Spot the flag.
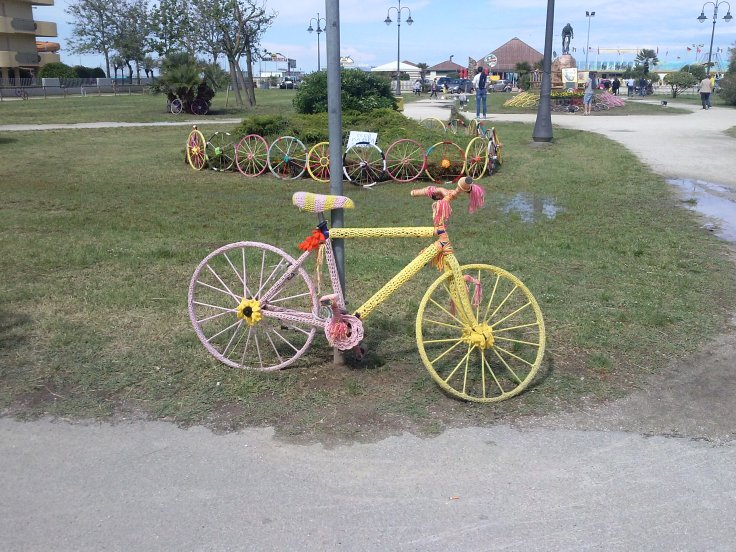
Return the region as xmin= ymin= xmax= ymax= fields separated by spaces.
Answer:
xmin=686 ymin=47 xmax=692 ymax=51
xmin=697 ymin=46 xmax=702 ymax=53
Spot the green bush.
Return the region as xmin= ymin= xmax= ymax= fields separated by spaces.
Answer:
xmin=663 ymin=71 xmax=698 ymax=98
xmin=680 ymin=64 xmax=706 ymax=82
xmin=38 ymin=62 xmax=76 ymax=79
xmin=717 ymin=74 xmax=736 ymax=105
xmin=293 ymin=69 xmax=397 ymax=114
xmin=72 ymin=65 xmax=106 ymax=79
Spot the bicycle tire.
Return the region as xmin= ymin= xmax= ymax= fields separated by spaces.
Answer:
xmin=268 ymin=136 xmax=307 ymax=180
xmin=188 ymin=241 xmax=319 ymax=371
xmin=416 ymin=263 xmax=545 ymax=402
xmin=385 ymin=139 xmax=426 ymax=183
xmin=343 ymin=141 xmax=386 ymax=187
xmin=235 ymin=134 xmax=269 ymax=177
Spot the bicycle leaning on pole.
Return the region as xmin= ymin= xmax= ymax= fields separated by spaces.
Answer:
xmin=188 ymin=177 xmax=545 ymax=403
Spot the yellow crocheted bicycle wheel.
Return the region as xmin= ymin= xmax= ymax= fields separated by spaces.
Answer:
xmin=186 ymin=128 xmax=207 ymax=170
xmin=416 ymin=264 xmax=545 ymax=403
xmin=464 ymin=137 xmax=489 ymax=179
xmin=307 ymin=141 xmax=330 ymax=183
xmin=420 ymin=117 xmax=446 ymax=134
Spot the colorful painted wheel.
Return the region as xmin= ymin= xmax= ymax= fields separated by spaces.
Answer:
xmin=206 ymin=131 xmax=235 ymax=172
xmin=307 ymin=141 xmax=331 ymax=183
xmin=425 ymin=141 xmax=465 ymax=183
xmin=420 ymin=117 xmax=446 ymax=134
xmin=490 ymin=127 xmax=503 ymax=167
xmin=186 ymin=126 xmax=207 ymax=170
xmin=385 ymin=139 xmax=426 ymax=183
xmin=170 ymin=98 xmax=183 ymax=114
xmin=191 ymin=98 xmax=209 ymax=115
xmin=467 ymin=119 xmax=479 ymax=137
xmin=188 ymin=241 xmax=319 ymax=371
xmin=464 ymin=137 xmax=489 ymax=180
xmin=416 ymin=264 xmax=545 ymax=402
xmin=343 ymin=142 xmax=386 ymax=187
xmin=267 ymin=136 xmax=307 ymax=180
xmin=235 ymin=134 xmax=269 ymax=177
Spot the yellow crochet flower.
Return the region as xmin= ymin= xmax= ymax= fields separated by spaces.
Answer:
xmin=236 ymin=298 xmax=262 ymax=326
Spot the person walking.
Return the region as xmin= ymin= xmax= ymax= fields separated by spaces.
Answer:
xmin=699 ymin=75 xmax=713 ymax=110
xmin=583 ymin=71 xmax=596 ymax=115
xmin=611 ymin=77 xmax=620 ymax=95
xmin=472 ymin=67 xmax=488 ymax=119
xmin=429 ymin=79 xmax=438 ymax=99
xmin=626 ymin=77 xmax=635 ymax=97
xmin=638 ymin=76 xmax=646 ymax=97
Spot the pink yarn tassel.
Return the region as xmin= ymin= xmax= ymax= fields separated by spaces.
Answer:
xmin=468 ymin=184 xmax=485 ymax=214
xmin=464 ymin=275 xmax=483 ymax=308
xmin=433 ymin=200 xmax=452 ymax=225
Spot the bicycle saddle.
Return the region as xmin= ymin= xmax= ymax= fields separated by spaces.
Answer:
xmin=292 ymin=192 xmax=355 ymax=213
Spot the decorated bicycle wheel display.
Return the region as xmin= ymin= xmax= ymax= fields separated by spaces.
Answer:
xmin=463 ymin=137 xmax=489 ymax=179
xmin=268 ymin=136 xmax=308 ymax=180
xmin=343 ymin=142 xmax=386 ymax=187
xmin=416 ymin=264 xmax=545 ymax=403
xmin=490 ymin=127 xmax=503 ymax=169
xmin=467 ymin=119 xmax=479 ymax=137
xmin=235 ymin=134 xmax=269 ymax=177
xmin=384 ymin=139 xmax=426 ymax=183
xmin=420 ymin=117 xmax=446 ymax=134
xmin=188 ymin=241 xmax=319 ymax=371
xmin=424 ymin=141 xmax=465 ymax=183
xmin=205 ymin=131 xmax=235 ymax=172
xmin=170 ymin=98 xmax=183 ymax=114
xmin=306 ymin=141 xmax=331 ymax=183
xmin=191 ymin=98 xmax=209 ymax=115
xmin=186 ymin=126 xmax=207 ymax=170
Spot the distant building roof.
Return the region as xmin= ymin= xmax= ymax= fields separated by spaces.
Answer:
xmin=478 ymin=38 xmax=544 ymax=72
xmin=428 ymin=59 xmax=464 ymax=72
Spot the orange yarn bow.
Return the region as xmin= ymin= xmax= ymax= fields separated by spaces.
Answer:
xmin=298 ymin=229 xmax=325 ymax=251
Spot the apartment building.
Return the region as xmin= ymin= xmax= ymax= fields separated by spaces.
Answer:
xmin=0 ymin=0 xmax=58 ymax=82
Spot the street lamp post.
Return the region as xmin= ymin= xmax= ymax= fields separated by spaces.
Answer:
xmin=307 ymin=13 xmax=326 ymax=71
xmin=698 ymin=1 xmax=733 ymax=76
xmin=384 ymin=1 xmax=413 ymax=96
xmin=585 ymin=10 xmax=595 ymax=70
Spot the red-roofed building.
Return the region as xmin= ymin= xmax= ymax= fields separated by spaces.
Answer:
xmin=476 ymin=37 xmax=544 ymax=79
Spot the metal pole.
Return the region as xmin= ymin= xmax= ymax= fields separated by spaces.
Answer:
xmin=707 ymin=4 xmax=718 ymax=75
xmin=585 ymin=15 xmax=592 ymax=69
xmin=532 ymin=0 xmax=555 ymax=142
xmin=396 ymin=2 xmax=401 ymax=96
xmin=318 ymin=26 xmax=321 ymax=71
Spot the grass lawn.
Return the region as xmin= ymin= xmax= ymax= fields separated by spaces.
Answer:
xmin=1 ymin=95 xmax=735 ymax=443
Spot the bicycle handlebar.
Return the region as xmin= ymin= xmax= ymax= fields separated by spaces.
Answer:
xmin=410 ymin=176 xmax=485 ymax=224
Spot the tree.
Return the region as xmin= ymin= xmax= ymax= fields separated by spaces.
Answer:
xmin=635 ymin=49 xmax=659 ymax=74
xmin=515 ymin=61 xmax=533 ymax=90
xmin=663 ymin=71 xmax=698 ymax=98
xmin=149 ymin=0 xmax=192 ymax=58
xmin=111 ymin=0 xmax=151 ymax=83
xmin=65 ymin=0 xmax=117 ymax=77
xmin=196 ymin=0 xmax=276 ymax=108
xmin=680 ymin=64 xmax=706 ymax=82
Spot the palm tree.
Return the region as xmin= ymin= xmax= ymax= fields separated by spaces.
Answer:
xmin=635 ymin=49 xmax=659 ymax=74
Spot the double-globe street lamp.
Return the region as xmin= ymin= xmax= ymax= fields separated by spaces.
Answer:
xmin=384 ymin=1 xmax=413 ymax=96
xmin=307 ymin=13 xmax=326 ymax=71
xmin=697 ymin=1 xmax=732 ymax=76
xmin=585 ymin=10 xmax=595 ymax=70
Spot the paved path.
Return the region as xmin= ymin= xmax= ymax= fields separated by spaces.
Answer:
xmin=3 ymin=99 xmax=736 ymax=551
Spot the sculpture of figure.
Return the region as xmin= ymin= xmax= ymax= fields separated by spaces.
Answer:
xmin=562 ymin=23 xmax=574 ymax=55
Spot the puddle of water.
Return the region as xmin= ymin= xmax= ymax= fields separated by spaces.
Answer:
xmin=500 ymin=193 xmax=562 ymax=222
xmin=667 ymin=178 xmax=736 ymax=243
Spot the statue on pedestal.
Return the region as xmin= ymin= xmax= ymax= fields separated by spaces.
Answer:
xmin=562 ymin=23 xmax=574 ymax=55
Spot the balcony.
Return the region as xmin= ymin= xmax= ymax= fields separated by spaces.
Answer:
xmin=35 ymin=20 xmax=57 ymax=37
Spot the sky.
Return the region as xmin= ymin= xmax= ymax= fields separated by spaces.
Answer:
xmin=39 ymin=0 xmax=736 ymax=74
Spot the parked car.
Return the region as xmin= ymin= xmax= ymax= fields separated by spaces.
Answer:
xmin=279 ymin=78 xmax=297 ymax=89
xmin=447 ymin=78 xmax=474 ymax=94
xmin=490 ymin=79 xmax=513 ymax=92
xmin=435 ymin=76 xmax=452 ymax=90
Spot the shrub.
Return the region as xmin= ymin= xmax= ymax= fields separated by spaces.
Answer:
xmin=680 ymin=64 xmax=706 ymax=82
xmin=717 ymin=74 xmax=736 ymax=105
xmin=38 ymin=62 xmax=76 ymax=79
xmin=293 ymin=69 xmax=397 ymax=114
xmin=663 ymin=71 xmax=698 ymax=98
